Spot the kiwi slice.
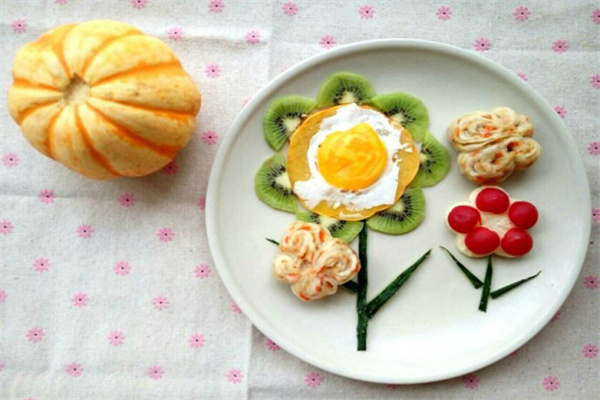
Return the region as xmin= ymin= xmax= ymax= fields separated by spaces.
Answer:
xmin=366 ymin=188 xmax=426 ymax=235
xmin=296 ymin=210 xmax=364 ymax=243
xmin=254 ymin=152 xmax=297 ymax=213
xmin=368 ymin=93 xmax=429 ymax=141
xmin=263 ymin=96 xmax=316 ymax=151
xmin=315 ymin=72 xmax=376 ymax=107
xmin=410 ymin=132 xmax=451 ymax=188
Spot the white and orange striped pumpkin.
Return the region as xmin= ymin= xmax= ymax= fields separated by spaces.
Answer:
xmin=7 ymin=20 xmax=201 ymax=179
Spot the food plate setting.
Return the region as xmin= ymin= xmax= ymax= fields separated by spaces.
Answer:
xmin=207 ymin=39 xmax=591 ymax=384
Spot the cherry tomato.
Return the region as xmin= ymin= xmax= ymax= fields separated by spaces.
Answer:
xmin=464 ymin=227 xmax=500 ymax=255
xmin=501 ymin=228 xmax=533 ymax=256
xmin=448 ymin=205 xmax=481 ymax=233
xmin=508 ymin=201 xmax=538 ymax=229
xmin=475 ymin=187 xmax=510 ymax=214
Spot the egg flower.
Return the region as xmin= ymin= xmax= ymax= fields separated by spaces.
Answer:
xmin=446 ymin=186 xmax=539 ymax=258
xmin=273 ymin=222 xmax=360 ymax=301
xmin=448 ymin=107 xmax=541 ymax=185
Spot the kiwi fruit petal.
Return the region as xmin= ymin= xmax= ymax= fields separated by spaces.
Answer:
xmin=410 ymin=132 xmax=451 ymax=188
xmin=296 ymin=210 xmax=364 ymax=243
xmin=315 ymin=72 xmax=376 ymax=107
xmin=263 ymin=96 xmax=316 ymax=151
xmin=366 ymin=188 xmax=426 ymax=235
xmin=368 ymin=92 xmax=429 ymax=141
xmin=254 ymin=152 xmax=297 ymax=213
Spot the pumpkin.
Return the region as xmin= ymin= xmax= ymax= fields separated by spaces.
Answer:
xmin=7 ymin=20 xmax=201 ymax=179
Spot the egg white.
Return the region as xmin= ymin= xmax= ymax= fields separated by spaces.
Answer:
xmin=292 ymin=103 xmax=413 ymax=217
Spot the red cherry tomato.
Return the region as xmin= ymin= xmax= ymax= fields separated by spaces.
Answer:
xmin=475 ymin=187 xmax=510 ymax=214
xmin=508 ymin=201 xmax=538 ymax=229
xmin=448 ymin=205 xmax=481 ymax=233
xmin=501 ymin=228 xmax=533 ymax=256
xmin=464 ymin=227 xmax=500 ymax=255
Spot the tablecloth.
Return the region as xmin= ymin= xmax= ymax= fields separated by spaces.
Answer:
xmin=0 ymin=0 xmax=598 ymax=399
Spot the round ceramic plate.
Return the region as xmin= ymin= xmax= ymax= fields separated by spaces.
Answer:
xmin=206 ymin=39 xmax=590 ymax=384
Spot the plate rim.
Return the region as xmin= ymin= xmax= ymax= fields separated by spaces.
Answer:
xmin=206 ymin=38 xmax=591 ymax=384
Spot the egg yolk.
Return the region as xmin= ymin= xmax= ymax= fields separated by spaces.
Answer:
xmin=317 ymin=123 xmax=388 ymax=190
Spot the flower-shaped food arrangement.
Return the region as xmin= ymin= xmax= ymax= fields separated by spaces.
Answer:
xmin=448 ymin=107 xmax=541 ymax=185
xmin=273 ymin=222 xmax=360 ymax=301
xmin=446 ymin=186 xmax=539 ymax=258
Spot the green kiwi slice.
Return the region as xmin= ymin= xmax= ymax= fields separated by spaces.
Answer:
xmin=366 ymin=188 xmax=426 ymax=235
xmin=254 ymin=152 xmax=297 ymax=213
xmin=263 ymin=96 xmax=316 ymax=151
xmin=410 ymin=132 xmax=451 ymax=188
xmin=368 ymin=93 xmax=429 ymax=141
xmin=315 ymin=72 xmax=376 ymax=107
xmin=296 ymin=210 xmax=364 ymax=243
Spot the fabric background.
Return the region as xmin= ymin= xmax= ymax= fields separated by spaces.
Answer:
xmin=0 ymin=0 xmax=598 ymax=399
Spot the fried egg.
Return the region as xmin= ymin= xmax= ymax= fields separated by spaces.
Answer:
xmin=287 ymin=103 xmax=419 ymax=221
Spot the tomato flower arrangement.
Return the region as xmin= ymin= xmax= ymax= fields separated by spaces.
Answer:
xmin=446 ymin=186 xmax=538 ymax=258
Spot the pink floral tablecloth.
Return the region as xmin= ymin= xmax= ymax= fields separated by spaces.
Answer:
xmin=1 ymin=1 xmax=598 ymax=399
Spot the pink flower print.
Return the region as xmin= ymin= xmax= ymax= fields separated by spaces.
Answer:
xmin=147 ymin=365 xmax=164 ymax=380
xmin=131 ymin=0 xmax=147 ymax=9
xmin=591 ymin=74 xmax=600 ymax=89
xmin=162 ymin=161 xmax=178 ymax=175
xmin=266 ymin=338 xmax=280 ymax=351
xmin=152 ymin=295 xmax=169 ymax=310
xmin=194 ymin=263 xmax=211 ymax=279
xmin=517 ymin=72 xmax=528 ymax=81
xmin=33 ymin=257 xmax=50 ymax=273
xmin=245 ymin=30 xmax=261 ymax=44
xmin=592 ymin=208 xmax=600 ymax=222
xmin=198 ymin=196 xmax=206 ymax=210
xmin=243 ymin=96 xmax=252 ymax=106
xmin=474 ymin=38 xmax=491 ymax=52
xmin=77 ymin=224 xmax=93 ymax=238
xmin=0 ymin=361 xmax=3 ymax=371
xmin=157 ymin=227 xmax=174 ymax=242
xmin=71 ymin=292 xmax=88 ymax=307
xmin=552 ymin=40 xmax=568 ymax=54
xmin=108 ymin=330 xmax=125 ymax=346
xmin=320 ymin=35 xmax=336 ymax=49
xmin=205 ymin=64 xmax=221 ymax=78
xmin=282 ymin=1 xmax=298 ymax=16
xmin=514 ymin=6 xmax=530 ymax=21
xmin=0 ymin=289 xmax=6 ymax=303
xmin=554 ymin=105 xmax=567 ymax=118
xmin=583 ymin=275 xmax=599 ymax=289
xmin=509 ymin=350 xmax=518 ymax=357
xmin=436 ymin=6 xmax=452 ymax=21
xmin=65 ymin=362 xmax=83 ymax=377
xmin=588 ymin=142 xmax=600 ymax=155
xmin=226 ymin=368 xmax=243 ymax=383
xmin=231 ymin=302 xmax=241 ymax=313
xmin=202 ymin=130 xmax=218 ymax=145
xmin=462 ymin=373 xmax=479 ymax=389
xmin=26 ymin=327 xmax=45 ymax=343
xmin=551 ymin=310 xmax=562 ymax=321
xmin=38 ymin=189 xmax=55 ymax=204
xmin=359 ymin=5 xmax=375 ymax=19
xmin=0 ymin=220 xmax=13 ymax=234
xmin=582 ymin=343 xmax=598 ymax=358
xmin=591 ymin=9 xmax=600 ymax=24
xmin=189 ymin=333 xmax=205 ymax=348
xmin=55 ymin=0 xmax=67 ymax=4
xmin=208 ymin=0 xmax=224 ymax=13
xmin=543 ymin=376 xmax=559 ymax=391
xmin=305 ymin=371 xmax=322 ymax=388
xmin=113 ymin=261 xmax=131 ymax=275
xmin=12 ymin=20 xmax=27 ymax=34
xmin=118 ymin=192 xmax=136 ymax=207
xmin=167 ymin=27 xmax=183 ymax=41
xmin=2 ymin=153 xmax=19 ymax=167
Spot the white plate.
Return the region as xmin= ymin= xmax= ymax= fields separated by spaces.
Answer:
xmin=206 ymin=39 xmax=591 ymax=384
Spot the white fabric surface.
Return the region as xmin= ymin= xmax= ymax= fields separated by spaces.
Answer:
xmin=0 ymin=0 xmax=598 ymax=399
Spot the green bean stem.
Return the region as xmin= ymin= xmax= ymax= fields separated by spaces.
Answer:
xmin=491 ymin=271 xmax=541 ymax=299
xmin=440 ymin=246 xmax=483 ymax=288
xmin=356 ymin=225 xmax=369 ymax=351
xmin=478 ymin=255 xmax=493 ymax=312
xmin=342 ymin=281 xmax=359 ymax=293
